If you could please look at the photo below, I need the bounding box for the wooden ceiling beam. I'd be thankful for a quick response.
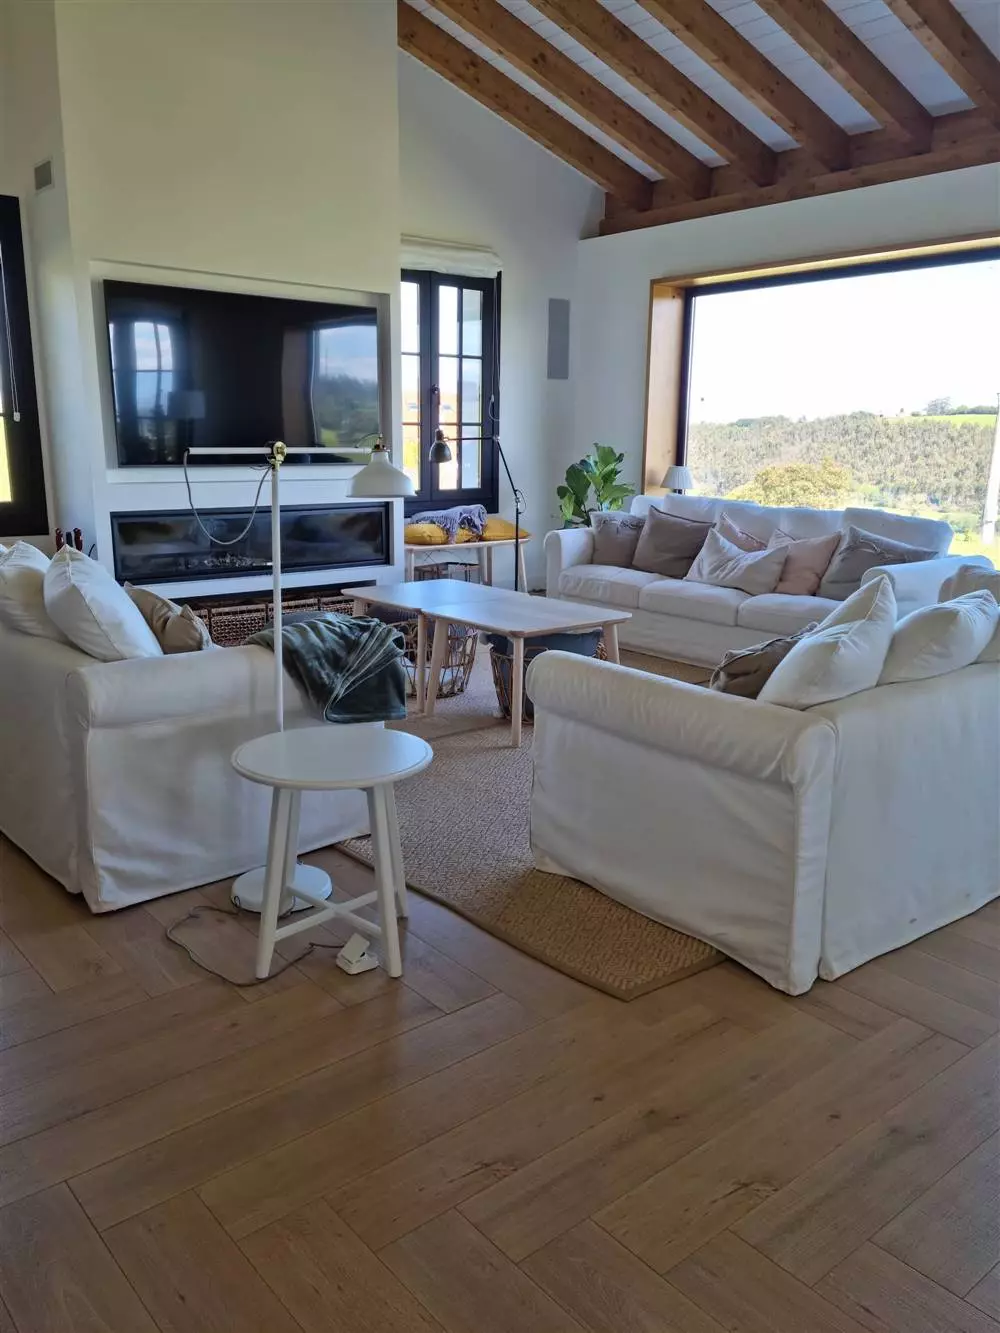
[530,0,777,185]
[883,0,1000,123]
[753,0,933,149]
[601,112,1000,233]
[398,2,653,209]
[423,0,710,197]
[634,0,849,170]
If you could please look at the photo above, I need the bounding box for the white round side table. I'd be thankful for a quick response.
[231,724,432,981]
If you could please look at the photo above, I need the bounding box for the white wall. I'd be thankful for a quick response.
[5,0,405,591]
[573,164,1000,497]
[398,52,603,587]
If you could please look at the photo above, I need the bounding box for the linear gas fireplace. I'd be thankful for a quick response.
[111,503,390,584]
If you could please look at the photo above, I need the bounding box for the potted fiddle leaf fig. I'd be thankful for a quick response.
[557,444,634,526]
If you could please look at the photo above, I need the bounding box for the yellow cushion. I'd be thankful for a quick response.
[403,522,448,546]
[457,516,531,542]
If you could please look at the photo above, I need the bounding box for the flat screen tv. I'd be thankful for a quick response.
[103,279,381,466]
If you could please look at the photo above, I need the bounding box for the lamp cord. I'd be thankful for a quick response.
[182,451,270,547]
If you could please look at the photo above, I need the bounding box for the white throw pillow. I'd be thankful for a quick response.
[880,591,998,683]
[43,548,162,661]
[0,542,67,641]
[758,575,897,709]
[940,565,1000,662]
[685,527,787,595]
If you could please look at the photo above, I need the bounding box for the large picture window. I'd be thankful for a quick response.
[678,248,1000,565]
[400,269,499,512]
[0,196,47,536]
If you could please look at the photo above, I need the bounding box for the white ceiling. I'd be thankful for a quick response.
[405,0,1000,179]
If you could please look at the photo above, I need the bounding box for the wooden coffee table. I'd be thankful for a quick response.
[344,580,631,746]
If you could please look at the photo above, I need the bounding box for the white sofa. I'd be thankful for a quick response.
[0,624,369,912]
[545,494,969,664]
[527,646,999,994]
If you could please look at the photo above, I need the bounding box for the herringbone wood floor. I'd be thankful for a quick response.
[0,833,997,1333]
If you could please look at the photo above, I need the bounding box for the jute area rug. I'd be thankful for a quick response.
[342,649,722,1000]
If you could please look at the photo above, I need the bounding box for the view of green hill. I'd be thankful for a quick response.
[688,410,998,543]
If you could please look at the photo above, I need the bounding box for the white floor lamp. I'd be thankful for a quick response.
[184,437,414,912]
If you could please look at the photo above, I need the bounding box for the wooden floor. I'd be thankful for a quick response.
[0,835,997,1333]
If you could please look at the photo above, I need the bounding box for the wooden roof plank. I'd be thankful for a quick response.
[529,0,778,185]
[753,0,933,148]
[424,0,711,196]
[398,1,653,209]
[883,0,1000,122]
[634,0,850,169]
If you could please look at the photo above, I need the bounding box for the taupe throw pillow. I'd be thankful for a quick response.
[591,511,646,567]
[710,623,818,699]
[819,525,937,601]
[631,507,713,579]
[126,584,213,653]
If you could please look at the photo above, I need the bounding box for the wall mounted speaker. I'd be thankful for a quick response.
[546,298,570,380]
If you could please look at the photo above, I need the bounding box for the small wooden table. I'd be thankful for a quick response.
[344,581,631,746]
[404,537,528,590]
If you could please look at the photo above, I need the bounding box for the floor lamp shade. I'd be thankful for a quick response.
[350,442,415,498]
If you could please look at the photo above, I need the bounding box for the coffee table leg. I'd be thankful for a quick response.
[604,622,620,664]
[384,784,408,919]
[368,786,403,977]
[511,636,524,746]
[256,788,292,980]
[352,597,367,618]
[423,616,448,717]
[415,612,427,714]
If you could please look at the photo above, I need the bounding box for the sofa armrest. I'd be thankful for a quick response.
[862,554,994,614]
[526,651,835,785]
[544,527,595,596]
[66,644,294,729]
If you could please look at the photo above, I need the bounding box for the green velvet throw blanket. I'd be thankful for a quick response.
[249,612,407,724]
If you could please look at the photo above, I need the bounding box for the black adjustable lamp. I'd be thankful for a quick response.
[431,429,525,592]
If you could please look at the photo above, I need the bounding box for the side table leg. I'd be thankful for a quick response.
[510,636,525,747]
[415,612,427,714]
[485,545,494,586]
[281,789,302,908]
[604,622,620,664]
[369,786,403,977]
[384,784,408,919]
[256,788,292,980]
[477,546,488,585]
[405,549,415,580]
[423,616,448,718]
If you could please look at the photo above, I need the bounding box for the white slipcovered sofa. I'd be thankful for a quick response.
[0,624,369,912]
[527,637,999,995]
[545,494,966,663]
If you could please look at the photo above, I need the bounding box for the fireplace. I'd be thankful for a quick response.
[111,502,390,584]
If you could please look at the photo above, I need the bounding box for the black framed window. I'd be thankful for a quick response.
[676,246,1000,565]
[0,196,47,537]
[401,269,499,512]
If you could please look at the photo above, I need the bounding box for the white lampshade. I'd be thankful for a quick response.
[349,443,415,498]
[662,464,693,492]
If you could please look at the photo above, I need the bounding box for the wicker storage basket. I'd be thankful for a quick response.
[368,605,478,700]
[187,594,354,648]
[489,630,606,723]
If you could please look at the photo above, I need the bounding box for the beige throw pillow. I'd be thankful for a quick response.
[591,511,646,567]
[710,623,819,699]
[716,511,765,552]
[126,585,213,653]
[685,528,787,595]
[631,507,713,578]
[767,530,840,596]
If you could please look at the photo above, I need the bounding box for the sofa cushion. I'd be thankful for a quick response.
[126,585,214,654]
[710,623,819,698]
[558,565,659,609]
[685,528,787,595]
[880,591,999,684]
[843,507,951,555]
[716,511,766,551]
[44,549,163,662]
[819,525,938,601]
[768,530,841,595]
[759,576,897,709]
[0,543,67,642]
[940,564,1000,662]
[632,507,713,578]
[737,593,840,635]
[591,511,646,567]
[638,578,749,626]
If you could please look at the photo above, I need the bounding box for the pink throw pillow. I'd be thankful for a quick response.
[767,530,841,596]
[716,511,766,552]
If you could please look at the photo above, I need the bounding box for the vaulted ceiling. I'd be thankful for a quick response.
[398,0,1000,233]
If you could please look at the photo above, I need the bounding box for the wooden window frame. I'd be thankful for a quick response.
[642,233,1000,494]
[401,268,500,516]
[0,196,48,538]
